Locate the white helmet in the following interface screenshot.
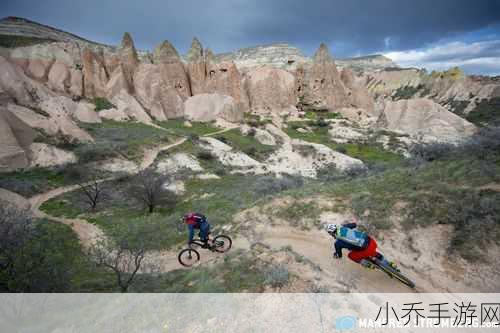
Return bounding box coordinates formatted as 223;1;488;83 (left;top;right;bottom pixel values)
326;223;337;236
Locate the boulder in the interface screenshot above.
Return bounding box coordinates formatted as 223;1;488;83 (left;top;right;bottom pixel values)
27;143;76;168
184;93;242;123
110;90;152;124
379;98;477;143
74;102;101;123
99;108;129;121
244;66;296;114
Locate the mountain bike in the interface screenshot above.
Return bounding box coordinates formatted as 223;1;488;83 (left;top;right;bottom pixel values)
177;235;232;267
368;253;415;289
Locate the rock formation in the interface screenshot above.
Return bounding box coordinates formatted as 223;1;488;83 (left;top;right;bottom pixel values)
295;43;350;112
378;98;476;143
184;93;242;123
244;65;296;114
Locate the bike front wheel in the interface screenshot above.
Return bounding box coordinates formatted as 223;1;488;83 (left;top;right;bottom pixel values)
372;258;416;289
178;248;200;267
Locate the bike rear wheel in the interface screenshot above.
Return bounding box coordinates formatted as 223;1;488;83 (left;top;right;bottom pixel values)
178;248;200;267
372;258;415;289
212;235;232;253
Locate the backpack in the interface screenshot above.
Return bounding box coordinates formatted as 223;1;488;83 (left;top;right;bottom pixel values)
336;227;368;248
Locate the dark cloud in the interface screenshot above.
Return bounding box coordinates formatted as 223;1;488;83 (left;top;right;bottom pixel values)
1;0;500;73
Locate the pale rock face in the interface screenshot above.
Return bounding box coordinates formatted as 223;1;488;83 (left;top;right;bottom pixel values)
296;43;350;112
133;63;186;120
68;68;84;97
94;158;139;174
205;61;248;109
0;55;53;106
186;39;248;110
106;65;132;99
340;68;376;115
98;108;129;121
0;111;36;171
157;153;204;174
379;98;477;143
337;107;378;125
74;102;101;123
26;58;52;81
82;48;108;98
38;96;94;142
163;180;186;195
199;137;262;168
27;142;76;168
245;66;296;114
47;59;70;93
240;125;277;146
328;124;364;143
184;93;242;123
6;103;59;135
118;32;139;90
110;90;152;124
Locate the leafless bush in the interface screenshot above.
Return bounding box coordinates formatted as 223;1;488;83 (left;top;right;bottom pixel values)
78;175;105;211
130;169;176;213
87;237;147;292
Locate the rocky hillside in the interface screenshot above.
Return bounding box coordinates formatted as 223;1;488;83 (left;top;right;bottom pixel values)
0;16;112;51
216;43;310;71
336;54;399;72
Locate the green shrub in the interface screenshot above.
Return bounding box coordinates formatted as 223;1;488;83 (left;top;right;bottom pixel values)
92;97;115;111
264;264;290;290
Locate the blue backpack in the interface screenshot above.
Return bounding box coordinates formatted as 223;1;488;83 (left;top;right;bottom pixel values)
336;227;368;248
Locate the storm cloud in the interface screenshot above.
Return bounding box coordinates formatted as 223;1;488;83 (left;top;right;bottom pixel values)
1;0;500;74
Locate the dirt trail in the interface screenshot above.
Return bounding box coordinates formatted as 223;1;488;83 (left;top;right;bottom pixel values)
140;138;187;170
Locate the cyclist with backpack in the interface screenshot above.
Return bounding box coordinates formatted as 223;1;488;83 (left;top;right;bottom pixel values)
326;221;390;269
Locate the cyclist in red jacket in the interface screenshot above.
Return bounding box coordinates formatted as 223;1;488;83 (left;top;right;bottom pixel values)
183;212;211;248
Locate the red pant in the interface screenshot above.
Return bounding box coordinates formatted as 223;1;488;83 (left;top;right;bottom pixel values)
348;237;377;263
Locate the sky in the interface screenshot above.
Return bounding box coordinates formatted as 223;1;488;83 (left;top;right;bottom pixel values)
2;0;500;75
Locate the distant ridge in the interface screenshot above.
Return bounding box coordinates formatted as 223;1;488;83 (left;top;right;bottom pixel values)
0;16;114;50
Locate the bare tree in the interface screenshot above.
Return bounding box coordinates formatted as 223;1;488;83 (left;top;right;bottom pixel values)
87;237;146;292
78;176;104;211
131;169;175;213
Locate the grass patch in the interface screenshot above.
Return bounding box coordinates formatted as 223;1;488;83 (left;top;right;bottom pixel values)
466;97;500;126
76;120;172;162
285;121;403;166
133;249;275;292
214;128;277;161
92;97;115;111
156;119;219;136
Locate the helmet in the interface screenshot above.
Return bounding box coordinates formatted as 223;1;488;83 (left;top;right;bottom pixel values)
326;223;337;236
